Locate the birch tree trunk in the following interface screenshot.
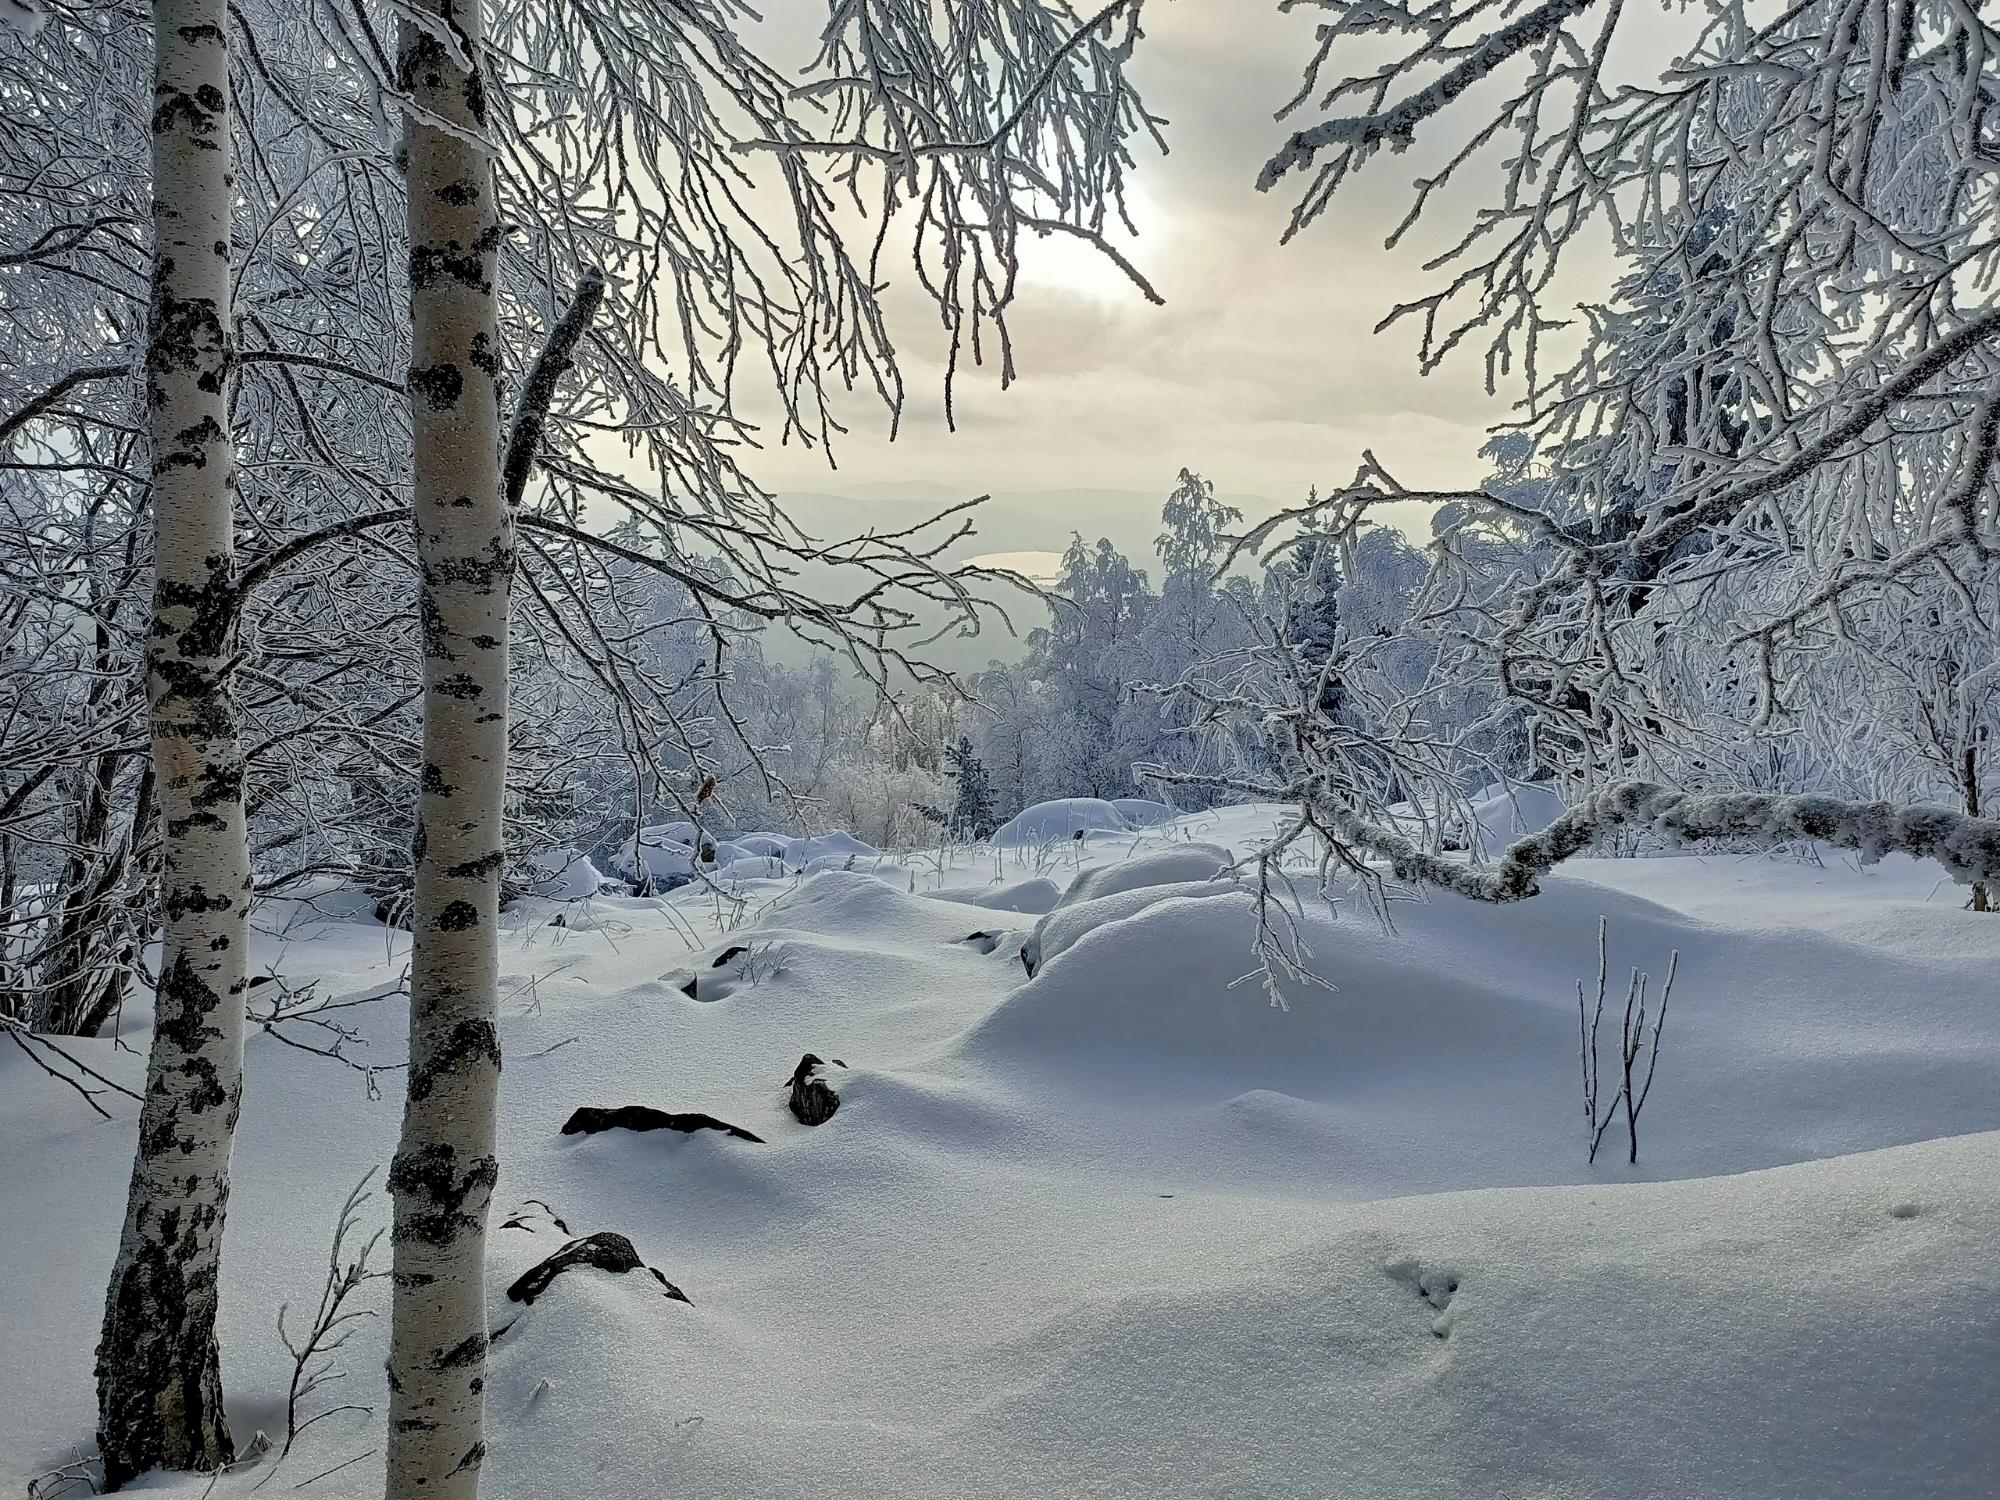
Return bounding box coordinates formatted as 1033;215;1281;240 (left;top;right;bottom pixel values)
96;0;249;1486
384;2;508;1494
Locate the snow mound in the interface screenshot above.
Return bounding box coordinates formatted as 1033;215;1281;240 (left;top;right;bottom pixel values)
757;870;964;944
1022;875;1249;975
520;849;610;900
785;831;877;867
991;797;1133;846
798;854;912;889
1110;797;1174;827
611;833;694;883
733;833;791;859
1054;842;1234;910
1469;780;1566;856
613;831;755;882
965;866;2000;1196
926;877;1064;916
708;855;789;883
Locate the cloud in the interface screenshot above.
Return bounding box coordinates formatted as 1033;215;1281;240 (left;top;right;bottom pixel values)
738;4;1582;544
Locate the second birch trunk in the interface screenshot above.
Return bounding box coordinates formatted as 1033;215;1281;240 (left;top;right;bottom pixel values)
384;1;509;1495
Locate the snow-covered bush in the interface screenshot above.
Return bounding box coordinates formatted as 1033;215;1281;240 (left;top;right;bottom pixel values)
814;760;950;852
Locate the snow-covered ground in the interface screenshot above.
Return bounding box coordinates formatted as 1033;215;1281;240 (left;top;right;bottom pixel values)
7;804;2000;1497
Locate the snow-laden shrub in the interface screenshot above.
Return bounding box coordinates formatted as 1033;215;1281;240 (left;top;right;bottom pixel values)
1026;872;1245;974
610;833;696;884
812;760;949;851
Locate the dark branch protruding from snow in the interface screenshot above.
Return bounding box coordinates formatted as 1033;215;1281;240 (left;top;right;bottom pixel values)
561;1105;764;1143
504;1232;690;1306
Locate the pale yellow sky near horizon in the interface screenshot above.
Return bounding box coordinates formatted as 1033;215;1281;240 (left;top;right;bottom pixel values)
736;0;1533;541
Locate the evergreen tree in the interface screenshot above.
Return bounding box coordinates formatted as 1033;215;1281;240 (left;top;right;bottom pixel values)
917;736;1001;842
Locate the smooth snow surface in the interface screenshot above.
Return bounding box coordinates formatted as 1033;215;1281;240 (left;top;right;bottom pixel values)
1468;779;1567;855
6;805;2000;1499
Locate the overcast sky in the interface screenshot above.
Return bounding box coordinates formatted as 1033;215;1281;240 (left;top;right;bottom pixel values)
739;1;1530;566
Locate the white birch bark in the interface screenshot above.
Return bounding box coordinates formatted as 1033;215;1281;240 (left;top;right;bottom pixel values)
95;0;249;1486
383;1;508;1494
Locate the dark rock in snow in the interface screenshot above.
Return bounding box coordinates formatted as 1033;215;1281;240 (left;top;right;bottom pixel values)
506;1231;690;1306
562;1104;764;1143
788;1052;842;1126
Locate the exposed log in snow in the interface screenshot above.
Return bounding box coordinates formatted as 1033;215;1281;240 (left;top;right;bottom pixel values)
561;1105;764;1143
505;1232;690;1307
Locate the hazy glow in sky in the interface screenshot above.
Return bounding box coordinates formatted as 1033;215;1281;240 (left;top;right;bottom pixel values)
745;2;1519;535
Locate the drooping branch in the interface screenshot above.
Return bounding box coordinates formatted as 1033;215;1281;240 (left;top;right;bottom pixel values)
1311;780;2000;904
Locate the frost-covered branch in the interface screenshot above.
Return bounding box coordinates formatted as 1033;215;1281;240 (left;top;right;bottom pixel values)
1315;779;2000;903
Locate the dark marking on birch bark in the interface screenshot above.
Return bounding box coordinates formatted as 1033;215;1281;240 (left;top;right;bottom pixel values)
97;1232;231;1489
424;536;515;590
434;899;479;931
409;1018;500;1101
409;361;463;410
431;1332;488;1371
387;1144;498;1246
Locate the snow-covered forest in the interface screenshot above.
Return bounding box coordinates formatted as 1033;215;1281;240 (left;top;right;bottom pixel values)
4;0;1999;1495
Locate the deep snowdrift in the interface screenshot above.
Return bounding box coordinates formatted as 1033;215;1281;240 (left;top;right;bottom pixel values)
5;805;1998;1498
